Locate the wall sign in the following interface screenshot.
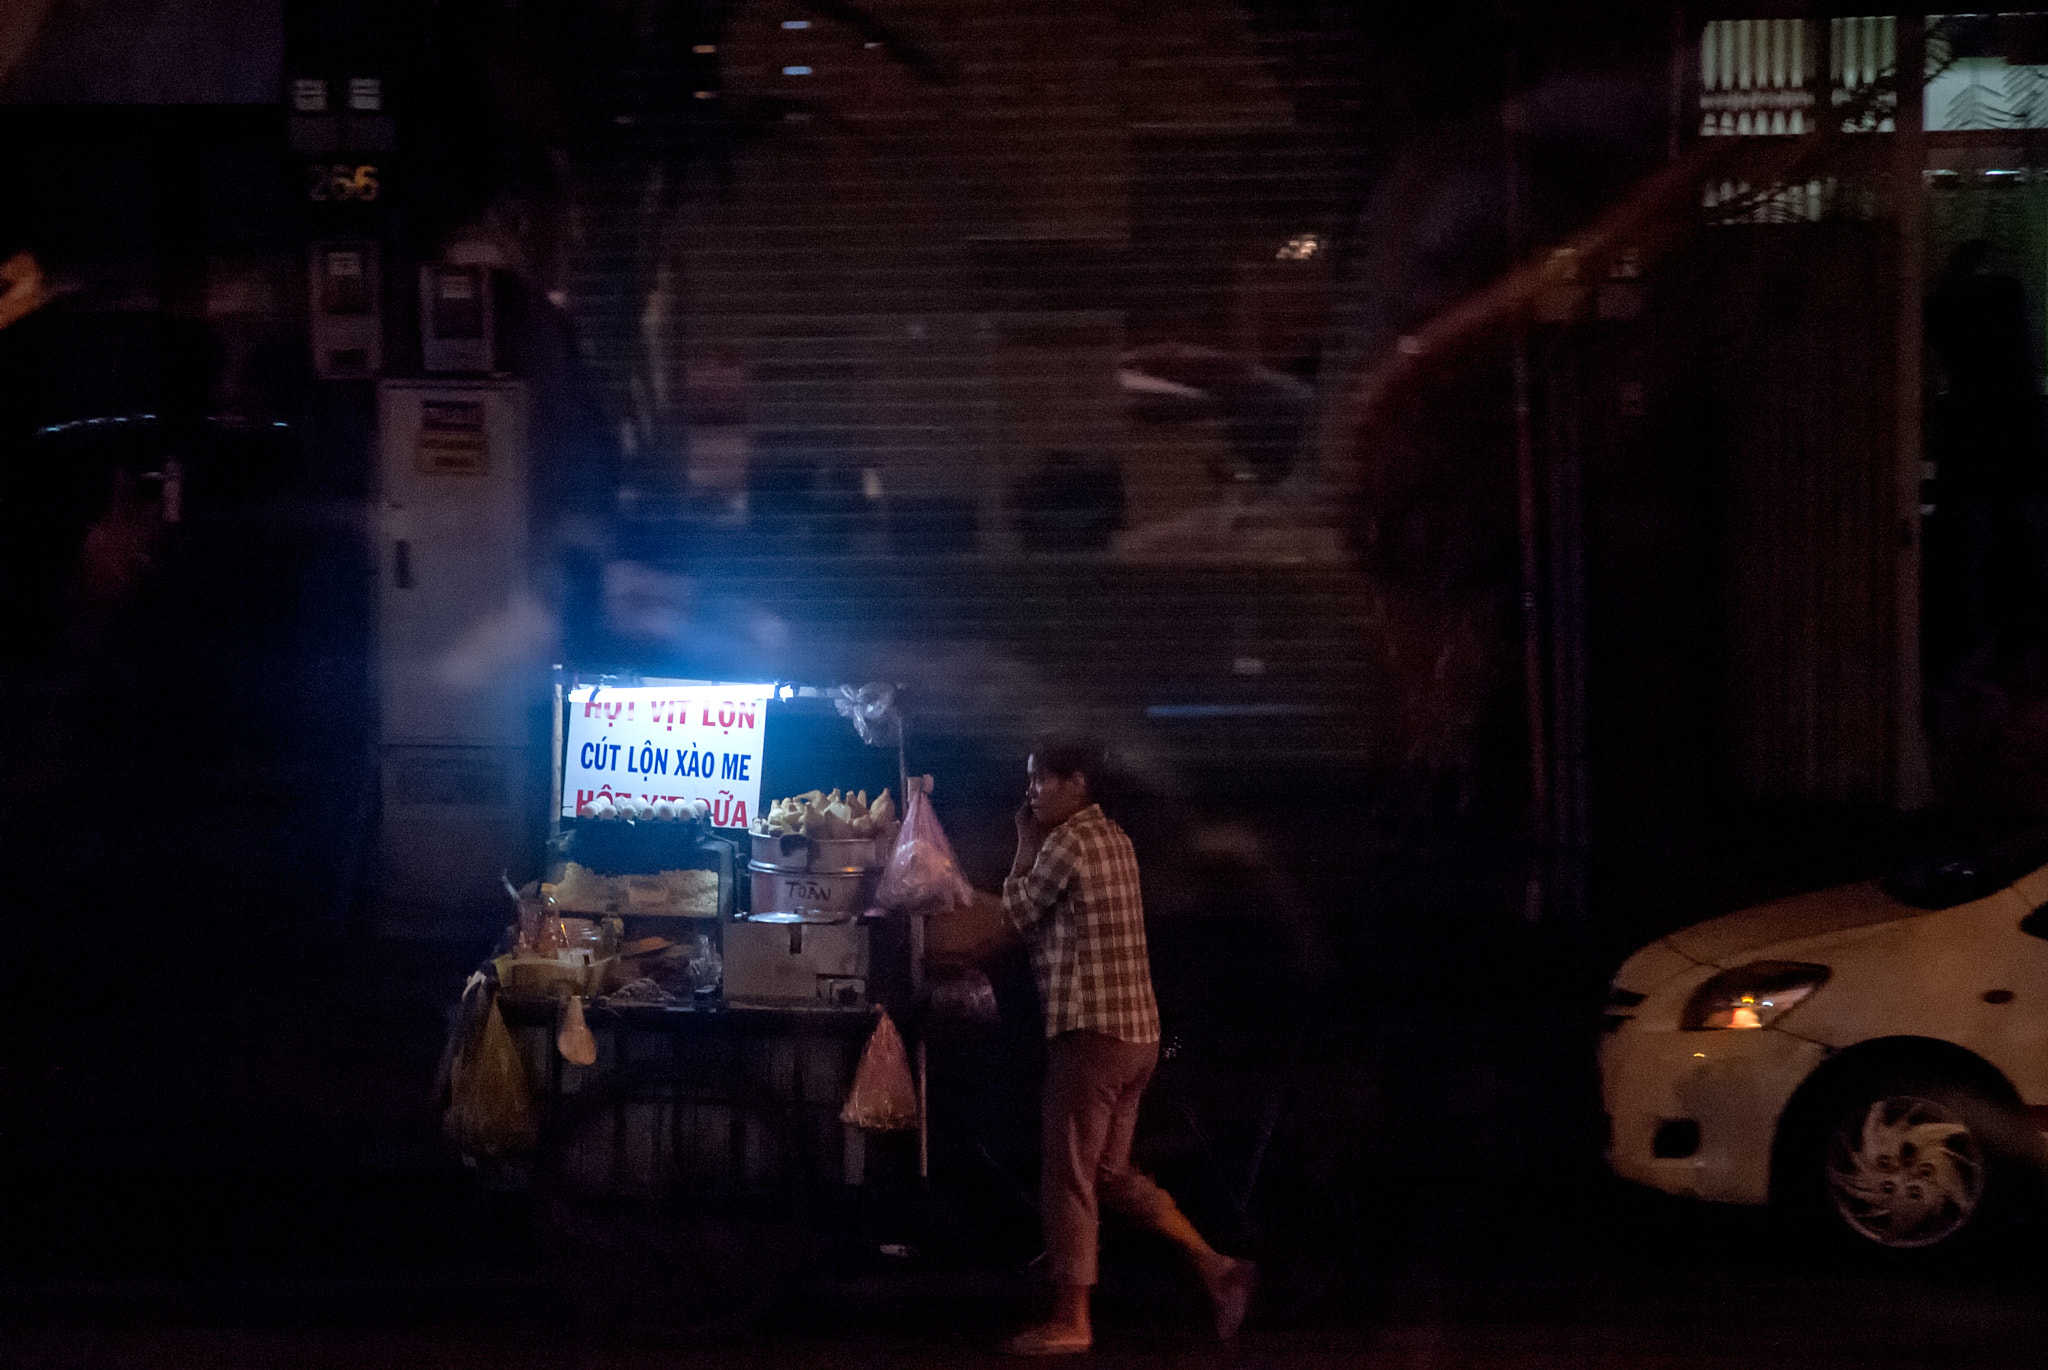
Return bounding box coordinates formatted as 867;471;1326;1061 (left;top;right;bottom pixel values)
563;683;773;826
416;400;489;474
307;163;381;203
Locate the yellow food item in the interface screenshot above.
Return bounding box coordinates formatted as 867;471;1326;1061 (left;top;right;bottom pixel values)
661;869;720;916
548;862;611;914
753;787;897;845
625;875;670;911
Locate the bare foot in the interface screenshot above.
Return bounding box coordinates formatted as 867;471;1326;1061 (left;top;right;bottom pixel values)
1206;1258;1259;1340
1002;1322;1093;1356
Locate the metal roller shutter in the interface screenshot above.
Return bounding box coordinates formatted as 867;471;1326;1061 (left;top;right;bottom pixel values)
549;0;1387;788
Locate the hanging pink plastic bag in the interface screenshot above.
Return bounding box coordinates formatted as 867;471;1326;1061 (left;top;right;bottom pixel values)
876;784;973;914
841;1008;919;1131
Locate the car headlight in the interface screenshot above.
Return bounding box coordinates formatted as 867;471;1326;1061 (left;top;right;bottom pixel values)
1680;961;1830;1030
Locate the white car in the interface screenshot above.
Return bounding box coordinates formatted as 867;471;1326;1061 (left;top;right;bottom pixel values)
1600;831;2048;1252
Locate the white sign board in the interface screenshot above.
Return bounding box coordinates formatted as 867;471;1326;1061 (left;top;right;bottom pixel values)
563;683;772;826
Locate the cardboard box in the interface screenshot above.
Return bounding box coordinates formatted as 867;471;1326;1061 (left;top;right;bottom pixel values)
925;889;1017;965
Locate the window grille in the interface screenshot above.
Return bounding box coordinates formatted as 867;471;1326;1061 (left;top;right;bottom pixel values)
1926;13;2048;131
1701;19;1817;136
1831;15;1900;131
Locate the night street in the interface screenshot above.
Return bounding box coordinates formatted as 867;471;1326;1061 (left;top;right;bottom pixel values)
7;814;2044;1366
6;1180;2047;1367
15;0;2048;1363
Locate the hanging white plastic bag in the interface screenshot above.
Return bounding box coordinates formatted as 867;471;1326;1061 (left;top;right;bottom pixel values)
841;1008;919;1131
876;784;973;914
832;681;902;748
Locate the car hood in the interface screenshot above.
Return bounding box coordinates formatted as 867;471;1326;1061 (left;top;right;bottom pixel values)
1618;880;1924;989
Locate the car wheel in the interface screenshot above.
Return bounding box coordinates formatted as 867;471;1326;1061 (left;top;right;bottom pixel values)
1790;1071;2030;1254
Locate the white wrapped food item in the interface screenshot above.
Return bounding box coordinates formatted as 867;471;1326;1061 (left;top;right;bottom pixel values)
652;799;679;821
587;797;616;820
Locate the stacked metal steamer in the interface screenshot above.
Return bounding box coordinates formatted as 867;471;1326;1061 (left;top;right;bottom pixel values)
728;826;884;1009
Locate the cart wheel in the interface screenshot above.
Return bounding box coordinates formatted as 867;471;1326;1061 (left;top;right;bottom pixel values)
530;1069;835;1340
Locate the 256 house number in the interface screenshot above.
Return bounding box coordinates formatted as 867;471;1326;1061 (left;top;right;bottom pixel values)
307;163;381;203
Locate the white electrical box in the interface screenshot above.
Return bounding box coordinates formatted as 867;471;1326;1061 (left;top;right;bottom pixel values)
374;380;534;933
377;744;531;935
310;241;382;379
419;263;495;374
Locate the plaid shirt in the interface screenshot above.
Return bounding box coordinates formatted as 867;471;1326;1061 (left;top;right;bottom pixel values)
1002;804;1160;1044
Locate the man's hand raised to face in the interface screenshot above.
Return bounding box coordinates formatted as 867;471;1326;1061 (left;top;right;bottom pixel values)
1012;801;1048;878
0;251;49;332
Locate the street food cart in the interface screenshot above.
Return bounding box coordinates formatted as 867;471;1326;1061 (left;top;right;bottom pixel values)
446;673;1362;1331
456;675;931;1210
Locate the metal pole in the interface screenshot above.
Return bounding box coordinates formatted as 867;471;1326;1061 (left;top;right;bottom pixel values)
900;740;922;996
549;667;566;845
898;728;929;1179
1504;22;1550;923
1668;6;1688;165
1546;333;1589;922
1893;12;1932;809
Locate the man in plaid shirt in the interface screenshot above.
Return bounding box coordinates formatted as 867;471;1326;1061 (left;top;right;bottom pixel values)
998;737;1257;1356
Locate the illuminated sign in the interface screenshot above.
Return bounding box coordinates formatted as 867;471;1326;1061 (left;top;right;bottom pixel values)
562;683;773;826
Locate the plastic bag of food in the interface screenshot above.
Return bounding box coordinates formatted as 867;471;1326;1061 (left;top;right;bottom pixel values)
433;972;491;1108
926;965;1001;1024
840;1008;919;1131
875;786;973;914
443;986;539;1156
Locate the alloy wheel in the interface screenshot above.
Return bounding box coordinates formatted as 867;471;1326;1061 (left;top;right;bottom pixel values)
1822;1094;1985;1249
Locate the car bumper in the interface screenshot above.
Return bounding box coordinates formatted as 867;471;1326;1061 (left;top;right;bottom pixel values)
1599;1024;1827;1204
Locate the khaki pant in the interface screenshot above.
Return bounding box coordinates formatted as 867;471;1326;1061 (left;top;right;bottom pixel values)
1040;1029;1188;1287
